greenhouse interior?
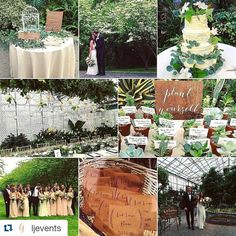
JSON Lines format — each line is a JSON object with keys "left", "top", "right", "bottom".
{"left": 158, "top": 157, "right": 236, "bottom": 236}
{"left": 0, "top": 80, "right": 117, "bottom": 157}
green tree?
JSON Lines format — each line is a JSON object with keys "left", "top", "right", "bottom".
{"left": 0, "top": 159, "right": 78, "bottom": 190}
{"left": 201, "top": 167, "right": 224, "bottom": 205}
{"left": 80, "top": 0, "right": 156, "bottom": 69}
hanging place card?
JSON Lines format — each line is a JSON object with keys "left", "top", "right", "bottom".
{"left": 189, "top": 128, "right": 208, "bottom": 138}
{"left": 134, "top": 119, "right": 151, "bottom": 127}
{"left": 122, "top": 106, "right": 137, "bottom": 114}
{"left": 117, "top": 116, "right": 131, "bottom": 125}
{"left": 210, "top": 120, "right": 227, "bottom": 128}
{"left": 230, "top": 118, "right": 236, "bottom": 127}
{"left": 154, "top": 140, "right": 176, "bottom": 149}
{"left": 159, "top": 118, "right": 175, "bottom": 127}
{"left": 127, "top": 136, "right": 148, "bottom": 145}
{"left": 141, "top": 106, "right": 155, "bottom": 115}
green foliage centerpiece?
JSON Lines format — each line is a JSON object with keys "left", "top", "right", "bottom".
{"left": 167, "top": 1, "right": 224, "bottom": 78}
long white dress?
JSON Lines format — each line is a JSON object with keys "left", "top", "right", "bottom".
{"left": 86, "top": 42, "right": 98, "bottom": 75}
{"left": 197, "top": 201, "right": 206, "bottom": 229}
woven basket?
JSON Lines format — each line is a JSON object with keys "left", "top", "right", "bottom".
{"left": 79, "top": 158, "right": 158, "bottom": 236}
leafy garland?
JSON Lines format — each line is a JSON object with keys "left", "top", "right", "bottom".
{"left": 167, "top": 45, "right": 224, "bottom": 78}
{"left": 14, "top": 28, "right": 73, "bottom": 49}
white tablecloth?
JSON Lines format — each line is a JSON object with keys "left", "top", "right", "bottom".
{"left": 157, "top": 43, "right": 236, "bottom": 79}
{"left": 10, "top": 37, "right": 75, "bottom": 78}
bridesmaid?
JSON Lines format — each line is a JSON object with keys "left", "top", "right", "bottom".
{"left": 50, "top": 187, "right": 57, "bottom": 216}
{"left": 60, "top": 185, "right": 68, "bottom": 216}
{"left": 38, "top": 187, "right": 48, "bottom": 217}
{"left": 55, "top": 186, "right": 62, "bottom": 216}
{"left": 9, "top": 186, "right": 18, "bottom": 218}
{"left": 44, "top": 186, "right": 51, "bottom": 216}
{"left": 17, "top": 187, "right": 24, "bottom": 217}
{"left": 66, "top": 187, "right": 74, "bottom": 216}
{"left": 22, "top": 187, "right": 30, "bottom": 217}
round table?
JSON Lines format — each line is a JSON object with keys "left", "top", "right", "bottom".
{"left": 10, "top": 37, "right": 75, "bottom": 78}
{"left": 157, "top": 43, "right": 236, "bottom": 79}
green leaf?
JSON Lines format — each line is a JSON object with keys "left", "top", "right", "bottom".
{"left": 167, "top": 66, "right": 173, "bottom": 72}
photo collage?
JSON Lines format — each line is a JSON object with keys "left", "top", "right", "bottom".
{"left": 0, "top": 0, "right": 236, "bottom": 236}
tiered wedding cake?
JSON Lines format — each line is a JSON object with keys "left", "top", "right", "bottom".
{"left": 167, "top": 1, "right": 223, "bottom": 78}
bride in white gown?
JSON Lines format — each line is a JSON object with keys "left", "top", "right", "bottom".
{"left": 86, "top": 34, "right": 98, "bottom": 75}
{"left": 197, "top": 192, "right": 206, "bottom": 230}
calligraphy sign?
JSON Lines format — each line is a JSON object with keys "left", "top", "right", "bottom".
{"left": 155, "top": 81, "right": 203, "bottom": 119}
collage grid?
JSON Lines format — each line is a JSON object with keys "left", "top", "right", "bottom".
{"left": 0, "top": 0, "right": 235, "bottom": 236}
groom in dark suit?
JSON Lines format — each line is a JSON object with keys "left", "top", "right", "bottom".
{"left": 3, "top": 185, "right": 10, "bottom": 217}
{"left": 182, "top": 186, "right": 196, "bottom": 230}
{"left": 31, "top": 183, "right": 40, "bottom": 216}
{"left": 94, "top": 31, "right": 105, "bottom": 76}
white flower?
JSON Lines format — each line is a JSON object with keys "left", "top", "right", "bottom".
{"left": 211, "top": 27, "right": 218, "bottom": 35}
{"left": 181, "top": 2, "right": 190, "bottom": 14}
{"left": 194, "top": 1, "right": 208, "bottom": 10}
{"left": 178, "top": 68, "right": 192, "bottom": 79}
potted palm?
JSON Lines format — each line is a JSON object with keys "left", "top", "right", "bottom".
{"left": 210, "top": 126, "right": 232, "bottom": 157}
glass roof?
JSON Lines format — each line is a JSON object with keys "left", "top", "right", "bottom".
{"left": 158, "top": 158, "right": 236, "bottom": 184}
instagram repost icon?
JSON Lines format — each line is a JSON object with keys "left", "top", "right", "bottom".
{"left": 4, "top": 224, "right": 13, "bottom": 232}
{"left": 19, "top": 223, "right": 25, "bottom": 234}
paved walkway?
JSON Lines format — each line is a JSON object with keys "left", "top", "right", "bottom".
{"left": 161, "top": 214, "right": 236, "bottom": 236}
{"left": 80, "top": 71, "right": 157, "bottom": 78}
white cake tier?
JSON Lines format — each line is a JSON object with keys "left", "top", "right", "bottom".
{"left": 183, "top": 28, "right": 211, "bottom": 43}
{"left": 181, "top": 42, "right": 214, "bottom": 56}
{"left": 184, "top": 14, "right": 209, "bottom": 30}
{"left": 182, "top": 58, "right": 217, "bottom": 70}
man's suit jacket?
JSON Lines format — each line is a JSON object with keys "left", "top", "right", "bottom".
{"left": 182, "top": 192, "right": 196, "bottom": 210}
{"left": 96, "top": 35, "right": 105, "bottom": 54}
{"left": 3, "top": 189, "right": 10, "bottom": 203}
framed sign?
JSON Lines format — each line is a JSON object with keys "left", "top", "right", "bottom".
{"left": 46, "top": 10, "right": 64, "bottom": 32}
{"left": 155, "top": 81, "right": 203, "bottom": 119}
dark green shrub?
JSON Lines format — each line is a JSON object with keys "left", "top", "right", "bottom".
{"left": 0, "top": 133, "right": 31, "bottom": 150}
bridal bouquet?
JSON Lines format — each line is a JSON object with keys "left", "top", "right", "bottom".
{"left": 67, "top": 192, "right": 74, "bottom": 200}
{"left": 86, "top": 57, "right": 95, "bottom": 67}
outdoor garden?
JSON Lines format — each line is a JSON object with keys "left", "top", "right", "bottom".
{"left": 0, "top": 158, "right": 78, "bottom": 236}
{"left": 0, "top": 0, "right": 78, "bottom": 78}
{"left": 158, "top": 0, "right": 236, "bottom": 78}
{"left": 158, "top": 157, "right": 236, "bottom": 235}
{"left": 0, "top": 79, "right": 118, "bottom": 157}
{"left": 118, "top": 79, "right": 236, "bottom": 157}
{"left": 79, "top": 0, "right": 157, "bottom": 78}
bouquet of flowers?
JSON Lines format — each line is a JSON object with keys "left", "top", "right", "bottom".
{"left": 19, "top": 197, "right": 25, "bottom": 211}
{"left": 86, "top": 56, "right": 95, "bottom": 67}
{"left": 39, "top": 194, "right": 46, "bottom": 204}
{"left": 10, "top": 195, "right": 16, "bottom": 202}
{"left": 67, "top": 192, "right": 74, "bottom": 200}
